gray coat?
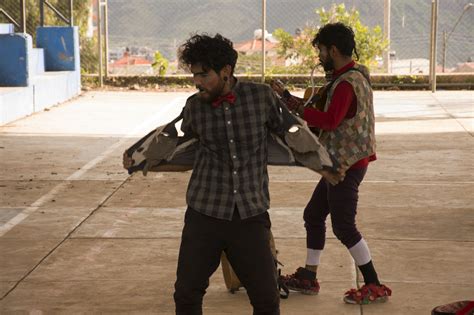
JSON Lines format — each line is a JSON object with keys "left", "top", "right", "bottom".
{"left": 125, "top": 103, "right": 336, "bottom": 175}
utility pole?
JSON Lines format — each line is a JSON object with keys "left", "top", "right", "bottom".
{"left": 383, "top": 0, "right": 391, "bottom": 73}
{"left": 261, "top": 0, "right": 266, "bottom": 83}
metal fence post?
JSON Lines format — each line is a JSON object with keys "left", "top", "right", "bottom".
{"left": 261, "top": 0, "right": 266, "bottom": 83}
{"left": 69, "top": 0, "right": 74, "bottom": 26}
{"left": 383, "top": 0, "right": 391, "bottom": 73}
{"left": 40, "top": 0, "right": 44, "bottom": 27}
{"left": 104, "top": 0, "right": 109, "bottom": 78}
{"left": 98, "top": 0, "right": 103, "bottom": 87}
{"left": 429, "top": 0, "right": 438, "bottom": 93}
{"left": 20, "top": 0, "right": 26, "bottom": 33}
{"left": 442, "top": 30, "right": 447, "bottom": 72}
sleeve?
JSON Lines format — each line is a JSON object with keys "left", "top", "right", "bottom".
{"left": 180, "top": 100, "right": 197, "bottom": 138}
{"left": 303, "top": 81, "right": 355, "bottom": 131}
{"left": 266, "top": 87, "right": 285, "bottom": 134}
{"left": 281, "top": 90, "right": 306, "bottom": 112}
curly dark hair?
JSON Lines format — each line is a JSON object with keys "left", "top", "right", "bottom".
{"left": 178, "top": 33, "right": 238, "bottom": 74}
{"left": 312, "top": 22, "right": 359, "bottom": 60}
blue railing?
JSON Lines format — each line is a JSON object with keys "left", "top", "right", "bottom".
{"left": 40, "top": 0, "right": 73, "bottom": 27}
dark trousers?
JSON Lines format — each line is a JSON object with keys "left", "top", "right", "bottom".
{"left": 174, "top": 208, "right": 280, "bottom": 315}
{"left": 304, "top": 167, "right": 367, "bottom": 250}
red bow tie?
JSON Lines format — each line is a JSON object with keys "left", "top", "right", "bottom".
{"left": 212, "top": 92, "right": 236, "bottom": 108}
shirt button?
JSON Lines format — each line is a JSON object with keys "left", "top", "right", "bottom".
{"left": 233, "top": 190, "right": 237, "bottom": 194}
{"left": 225, "top": 107, "right": 229, "bottom": 111}
{"left": 227, "top": 120, "right": 231, "bottom": 125}
{"left": 233, "top": 171, "right": 237, "bottom": 175}
{"left": 232, "top": 155, "right": 237, "bottom": 159}
{"left": 230, "top": 139, "right": 234, "bottom": 143}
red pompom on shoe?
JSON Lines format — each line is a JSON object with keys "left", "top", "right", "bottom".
{"left": 343, "top": 284, "right": 392, "bottom": 305}
{"left": 279, "top": 267, "right": 320, "bottom": 295}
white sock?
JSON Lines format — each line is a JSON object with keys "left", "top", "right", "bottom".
{"left": 348, "top": 239, "right": 372, "bottom": 266}
{"left": 306, "top": 248, "right": 322, "bottom": 266}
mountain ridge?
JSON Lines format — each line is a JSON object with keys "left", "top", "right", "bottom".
{"left": 108, "top": 0, "right": 473, "bottom": 67}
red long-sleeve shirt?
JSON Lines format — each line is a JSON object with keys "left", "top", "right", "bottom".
{"left": 303, "top": 61, "right": 376, "bottom": 169}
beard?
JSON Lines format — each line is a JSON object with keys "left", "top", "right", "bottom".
{"left": 197, "top": 80, "right": 226, "bottom": 102}
{"left": 320, "top": 56, "right": 335, "bottom": 72}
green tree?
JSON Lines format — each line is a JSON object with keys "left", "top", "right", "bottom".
{"left": 234, "top": 52, "right": 288, "bottom": 76}
{"left": 235, "top": 53, "right": 265, "bottom": 75}
{"left": 72, "top": 1, "right": 99, "bottom": 74}
{"left": 273, "top": 3, "right": 388, "bottom": 72}
{"left": 273, "top": 27, "right": 319, "bottom": 73}
{"left": 152, "top": 50, "right": 169, "bottom": 76}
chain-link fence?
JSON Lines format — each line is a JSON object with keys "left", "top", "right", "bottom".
{"left": 1, "top": 0, "right": 473, "bottom": 76}
{"left": 1, "top": 0, "right": 41, "bottom": 40}
{"left": 389, "top": 0, "right": 473, "bottom": 74}
{"left": 0, "top": 0, "right": 99, "bottom": 74}
{"left": 104, "top": 0, "right": 473, "bottom": 76}
{"left": 437, "top": 0, "right": 474, "bottom": 73}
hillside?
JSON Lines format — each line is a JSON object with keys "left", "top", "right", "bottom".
{"left": 108, "top": 0, "right": 473, "bottom": 67}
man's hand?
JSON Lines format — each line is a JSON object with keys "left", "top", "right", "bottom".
{"left": 319, "top": 169, "right": 344, "bottom": 186}
{"left": 270, "top": 80, "right": 286, "bottom": 97}
{"left": 123, "top": 151, "right": 134, "bottom": 169}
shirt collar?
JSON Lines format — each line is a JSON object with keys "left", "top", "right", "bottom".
{"left": 333, "top": 60, "right": 356, "bottom": 77}
{"left": 231, "top": 76, "right": 240, "bottom": 94}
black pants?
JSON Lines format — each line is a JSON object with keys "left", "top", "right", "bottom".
{"left": 304, "top": 167, "right": 367, "bottom": 250}
{"left": 174, "top": 208, "right": 280, "bottom": 315}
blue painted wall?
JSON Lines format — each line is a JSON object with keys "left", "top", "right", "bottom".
{"left": 36, "top": 26, "right": 79, "bottom": 71}
{"left": 0, "top": 33, "right": 31, "bottom": 86}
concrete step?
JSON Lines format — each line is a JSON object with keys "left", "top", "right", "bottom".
{"left": 30, "top": 48, "right": 46, "bottom": 76}
{"left": 0, "top": 70, "right": 80, "bottom": 125}
{"left": 31, "top": 70, "right": 80, "bottom": 111}
{"left": 0, "top": 23, "right": 15, "bottom": 34}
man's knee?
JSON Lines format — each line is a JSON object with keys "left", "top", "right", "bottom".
{"left": 250, "top": 293, "right": 280, "bottom": 315}
{"left": 331, "top": 222, "right": 361, "bottom": 248}
{"left": 174, "top": 281, "right": 206, "bottom": 315}
{"left": 243, "top": 261, "right": 280, "bottom": 315}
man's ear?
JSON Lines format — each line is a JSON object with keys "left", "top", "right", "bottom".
{"left": 220, "top": 65, "right": 232, "bottom": 80}
{"left": 330, "top": 45, "right": 340, "bottom": 58}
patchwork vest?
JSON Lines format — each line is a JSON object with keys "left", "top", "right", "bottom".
{"left": 319, "top": 64, "right": 376, "bottom": 171}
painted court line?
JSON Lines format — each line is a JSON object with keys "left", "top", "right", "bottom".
{"left": 0, "top": 97, "right": 187, "bottom": 237}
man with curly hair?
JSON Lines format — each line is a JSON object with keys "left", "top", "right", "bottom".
{"left": 273, "top": 23, "right": 392, "bottom": 305}
{"left": 173, "top": 33, "right": 282, "bottom": 315}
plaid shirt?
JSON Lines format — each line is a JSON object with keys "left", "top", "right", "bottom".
{"left": 181, "top": 80, "right": 284, "bottom": 220}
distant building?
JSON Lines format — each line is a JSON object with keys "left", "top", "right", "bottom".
{"left": 390, "top": 58, "right": 431, "bottom": 74}
{"left": 234, "top": 38, "right": 279, "bottom": 55}
{"left": 109, "top": 51, "right": 153, "bottom": 75}
{"left": 234, "top": 29, "right": 287, "bottom": 67}
{"left": 235, "top": 29, "right": 278, "bottom": 54}
{"left": 108, "top": 50, "right": 123, "bottom": 62}
{"left": 451, "top": 62, "right": 474, "bottom": 73}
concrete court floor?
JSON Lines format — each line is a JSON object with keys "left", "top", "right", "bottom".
{"left": 0, "top": 90, "right": 473, "bottom": 315}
